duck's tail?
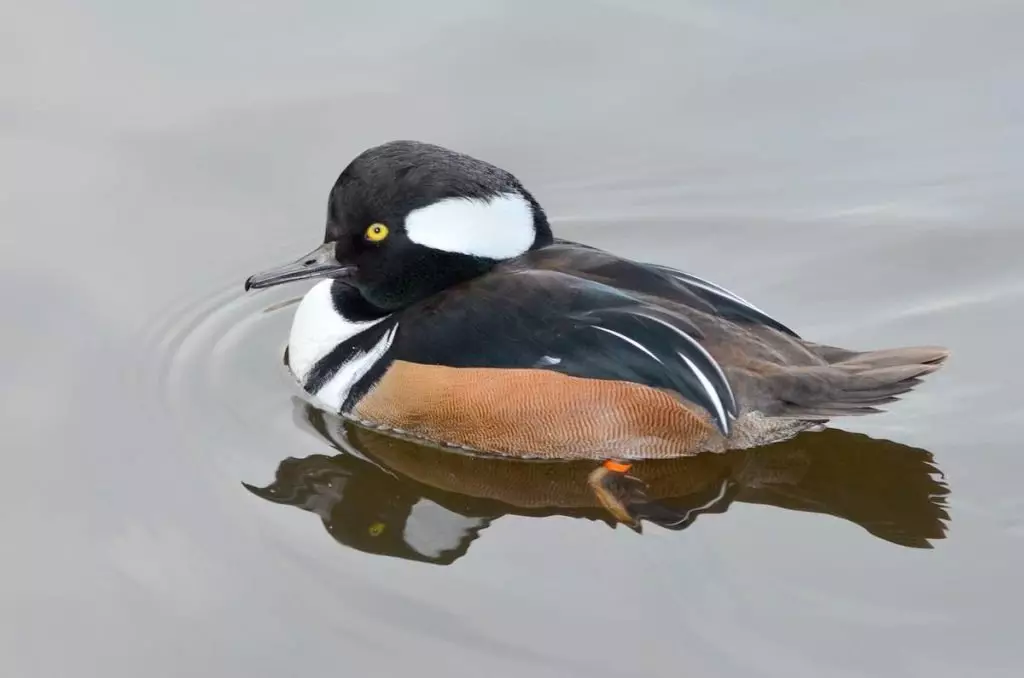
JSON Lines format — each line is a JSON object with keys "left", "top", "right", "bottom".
{"left": 767, "top": 346, "right": 950, "bottom": 419}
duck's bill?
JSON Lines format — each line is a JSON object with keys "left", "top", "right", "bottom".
{"left": 245, "top": 242, "right": 354, "bottom": 291}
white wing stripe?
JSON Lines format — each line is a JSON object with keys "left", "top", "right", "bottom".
{"left": 631, "top": 312, "right": 737, "bottom": 412}
{"left": 592, "top": 326, "right": 663, "bottom": 364}
{"left": 668, "top": 271, "right": 770, "bottom": 316}
{"left": 659, "top": 479, "right": 732, "bottom": 528}
{"left": 676, "top": 350, "right": 729, "bottom": 434}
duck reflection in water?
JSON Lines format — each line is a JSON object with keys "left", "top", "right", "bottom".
{"left": 244, "top": 399, "right": 949, "bottom": 565}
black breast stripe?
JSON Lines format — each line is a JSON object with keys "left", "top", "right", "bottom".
{"left": 304, "top": 318, "right": 399, "bottom": 397}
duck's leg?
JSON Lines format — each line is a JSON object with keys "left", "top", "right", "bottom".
{"left": 587, "top": 459, "right": 650, "bottom": 533}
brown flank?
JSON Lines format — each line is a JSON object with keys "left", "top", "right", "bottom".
{"left": 352, "top": 360, "right": 718, "bottom": 459}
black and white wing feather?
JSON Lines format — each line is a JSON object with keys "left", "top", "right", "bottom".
{"left": 647, "top": 263, "right": 798, "bottom": 337}
{"left": 533, "top": 241, "right": 798, "bottom": 337}
{"left": 386, "top": 269, "right": 739, "bottom": 435}
{"left": 568, "top": 306, "right": 737, "bottom": 432}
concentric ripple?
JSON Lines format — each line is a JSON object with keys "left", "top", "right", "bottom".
{"left": 130, "top": 276, "right": 324, "bottom": 480}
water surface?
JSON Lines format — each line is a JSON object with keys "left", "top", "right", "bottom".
{"left": 3, "top": 1, "right": 1023, "bottom": 676}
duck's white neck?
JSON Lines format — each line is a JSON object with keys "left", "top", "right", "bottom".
{"left": 286, "top": 280, "right": 389, "bottom": 385}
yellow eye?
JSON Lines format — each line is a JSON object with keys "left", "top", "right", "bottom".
{"left": 365, "top": 223, "right": 389, "bottom": 242}
{"left": 368, "top": 522, "right": 386, "bottom": 537}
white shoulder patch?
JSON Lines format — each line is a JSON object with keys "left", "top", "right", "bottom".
{"left": 404, "top": 192, "right": 535, "bottom": 259}
{"left": 287, "top": 280, "right": 387, "bottom": 383}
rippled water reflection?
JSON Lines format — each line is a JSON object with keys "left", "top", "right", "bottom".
{"left": 251, "top": 405, "right": 950, "bottom": 563}
{"left": 5, "top": 1, "right": 1024, "bottom": 676}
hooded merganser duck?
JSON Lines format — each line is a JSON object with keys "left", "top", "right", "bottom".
{"left": 244, "top": 140, "right": 950, "bottom": 498}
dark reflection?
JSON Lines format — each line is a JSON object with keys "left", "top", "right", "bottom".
{"left": 245, "top": 400, "right": 949, "bottom": 565}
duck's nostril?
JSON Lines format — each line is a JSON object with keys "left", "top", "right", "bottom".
{"left": 304, "top": 259, "right": 316, "bottom": 266}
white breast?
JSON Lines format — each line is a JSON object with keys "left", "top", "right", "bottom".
{"left": 286, "top": 281, "right": 394, "bottom": 412}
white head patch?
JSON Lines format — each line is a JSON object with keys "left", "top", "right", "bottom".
{"left": 403, "top": 499, "right": 488, "bottom": 558}
{"left": 404, "top": 192, "right": 535, "bottom": 259}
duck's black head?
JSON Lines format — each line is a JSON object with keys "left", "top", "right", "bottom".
{"left": 245, "top": 140, "right": 552, "bottom": 312}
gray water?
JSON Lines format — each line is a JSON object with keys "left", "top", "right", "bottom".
{"left": 3, "top": 1, "right": 1023, "bottom": 676}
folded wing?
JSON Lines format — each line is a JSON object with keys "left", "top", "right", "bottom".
{"left": 535, "top": 240, "right": 798, "bottom": 337}
{"left": 387, "top": 269, "right": 739, "bottom": 435}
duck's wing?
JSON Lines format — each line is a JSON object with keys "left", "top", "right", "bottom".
{"left": 384, "top": 268, "right": 738, "bottom": 436}
{"left": 536, "top": 240, "right": 799, "bottom": 337}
